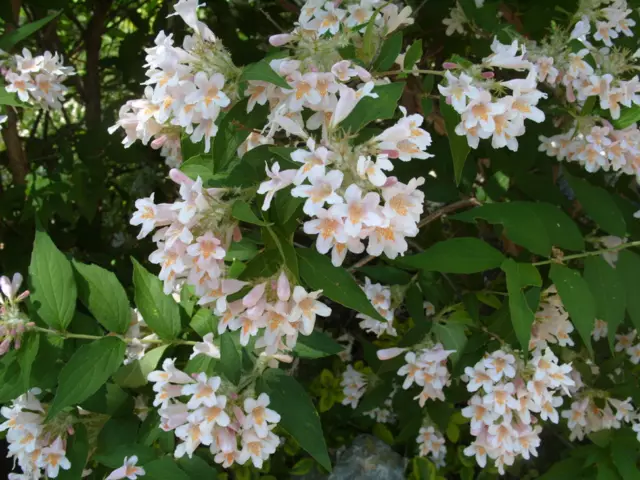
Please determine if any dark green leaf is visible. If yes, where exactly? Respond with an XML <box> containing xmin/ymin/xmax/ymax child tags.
<box><xmin>373</xmin><ymin>31</ymin><xmax>403</xmax><ymax>71</ymax></box>
<box><xmin>132</xmin><ymin>258</ymin><xmax>181</xmax><ymax>340</ymax></box>
<box><xmin>18</xmin><ymin>332</ymin><xmax>39</xmax><ymax>391</ymax></box>
<box><xmin>240</xmin><ymin>60</ymin><xmax>290</xmax><ymax>89</ymax></box>
<box><xmin>73</xmin><ymin>261</ymin><xmax>131</xmax><ymax>334</ymax></box>
<box><xmin>613</xmin><ymin>106</ymin><xmax>640</xmax><ymax>130</ymax></box>
<box><xmin>403</xmin><ymin>39</ymin><xmax>423</xmax><ymax>70</ymax></box>
<box><xmin>113</xmin><ymin>345</ymin><xmax>168</xmax><ymax>388</ymax></box>
<box><xmin>565</xmin><ymin>173</ymin><xmax>626</xmax><ymax>236</ymax></box>
<box><xmin>144</xmin><ymin>457</ymin><xmax>190</xmax><ymax>480</ymax></box>
<box><xmin>584</xmin><ymin>256</ymin><xmax>626</xmax><ymax>351</ymax></box>
<box><xmin>297</xmin><ymin>248</ymin><xmax>386</xmax><ymax>322</ymax></box>
<box><xmin>238</xmin><ymin>248</ymin><xmax>282</xmax><ymax>281</ymax></box>
<box><xmin>47</xmin><ymin>337</ymin><xmax>126</xmax><ymax>419</ymax></box>
<box><xmin>395</xmin><ymin>238</ymin><xmax>504</xmax><ymax>273</ymax></box>
<box><xmin>28</xmin><ymin>229</ymin><xmax>77</xmax><ymax>330</ymax></box>
<box><xmin>178</xmin><ymin>456</ymin><xmax>218</xmax><ymax>480</ymax></box>
<box><xmin>432</xmin><ymin>322</ymin><xmax>467</xmax><ymax>365</ymax></box>
<box><xmin>440</xmin><ymin>98</ymin><xmax>470</xmax><ymax>185</ymax></box>
<box><xmin>0</xmin><ymin>11</ymin><xmax>61</xmax><ymax>50</ymax></box>
<box><xmin>58</xmin><ymin>424</ymin><xmax>88</xmax><ymax>480</ymax></box>
<box><xmin>232</xmin><ymin>200</ymin><xmax>271</xmax><ymax>226</ymax></box>
<box><xmin>180</xmin><ymin>155</ymin><xmax>213</xmax><ymax>181</ymax></box>
<box><xmin>218</xmin><ymin>333</ymin><xmax>241</xmax><ymax>384</ymax></box>
<box><xmin>617</xmin><ymin>251</ymin><xmax>640</xmax><ymax>333</ymax></box>
<box><xmin>357</xmin><ymin>265</ymin><xmax>413</xmax><ymax>285</ymax></box>
<box><xmin>94</xmin><ymin>444</ymin><xmax>157</xmax><ymax>468</ymax></box>
<box><xmin>501</xmin><ymin>259</ymin><xmax>542</xmax><ymax>351</ymax></box>
<box><xmin>549</xmin><ymin>264</ymin><xmax>596</xmax><ymax>355</ymax></box>
<box><xmin>294</xmin><ymin>330</ymin><xmax>343</xmax><ymax>358</ymax></box>
<box><xmin>341</xmin><ymin>82</ymin><xmax>405</xmax><ymax>132</ymax></box>
<box><xmin>611</xmin><ymin>429</ymin><xmax>640</xmax><ymax>480</ymax></box>
<box><xmin>257</xmin><ymin>369</ymin><xmax>331</xmax><ymax>471</ymax></box>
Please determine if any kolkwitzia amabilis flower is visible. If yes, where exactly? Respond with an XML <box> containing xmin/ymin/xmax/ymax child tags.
<box><xmin>341</xmin><ymin>364</ymin><xmax>368</xmax><ymax>408</ymax></box>
<box><xmin>106</xmin><ymin>456</ymin><xmax>146</xmax><ymax>480</ymax></box>
<box><xmin>0</xmin><ymin>273</ymin><xmax>31</xmax><ymax>356</ymax></box>
<box><xmin>417</xmin><ymin>425</ymin><xmax>447</xmax><ymax>468</ymax></box>
<box><xmin>356</xmin><ymin>277</ymin><xmax>397</xmax><ymax>337</ymax></box>
<box><xmin>462</xmin><ymin>348</ymin><xmax>574</xmax><ymax>474</ymax></box>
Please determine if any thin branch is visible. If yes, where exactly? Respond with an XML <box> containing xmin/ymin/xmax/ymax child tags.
<box><xmin>532</xmin><ymin>240</ymin><xmax>640</xmax><ymax>266</ymax></box>
<box><xmin>348</xmin><ymin>198</ymin><xmax>481</xmax><ymax>272</ymax></box>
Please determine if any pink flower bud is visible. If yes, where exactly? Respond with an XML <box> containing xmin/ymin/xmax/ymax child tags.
<box><xmin>243</xmin><ymin>283</ymin><xmax>266</xmax><ymax>308</ymax></box>
<box><xmin>233</xmin><ymin>226</ymin><xmax>242</xmax><ymax>242</ymax></box>
<box><xmin>0</xmin><ymin>338</ymin><xmax>12</xmax><ymax>355</ymax></box>
<box><xmin>443</xmin><ymin>62</ymin><xmax>458</xmax><ymax>69</ymax></box>
<box><xmin>269</xmin><ymin>34</ymin><xmax>294</xmax><ymax>47</ymax></box>
<box><xmin>0</xmin><ymin>276</ymin><xmax>13</xmax><ymax>299</ymax></box>
<box><xmin>376</xmin><ymin>347</ymin><xmax>407</xmax><ymax>361</ymax></box>
<box><xmin>481</xmin><ymin>71</ymin><xmax>495</xmax><ymax>79</ymax></box>
<box><xmin>354</xmin><ymin>65</ymin><xmax>372</xmax><ymax>82</ymax></box>
<box><xmin>16</xmin><ymin>290</ymin><xmax>30</xmax><ymax>302</ymax></box>
<box><xmin>168</xmin><ymin>168</ymin><xmax>192</xmax><ymax>186</ymax></box>
<box><xmin>276</xmin><ymin>272</ymin><xmax>291</xmax><ymax>301</ymax></box>
<box><xmin>273</xmin><ymin>353</ymin><xmax>293</xmax><ymax>363</ymax></box>
<box><xmin>380</xmin><ymin>149</ymin><xmax>399</xmax><ymax>159</ymax></box>
<box><xmin>383</xmin><ymin>176</ymin><xmax>398</xmax><ymax>188</ymax></box>
<box><xmin>151</xmin><ymin>135</ymin><xmax>167</xmax><ymax>149</ymax></box>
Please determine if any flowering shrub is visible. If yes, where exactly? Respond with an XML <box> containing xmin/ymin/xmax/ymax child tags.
<box><xmin>2</xmin><ymin>0</ymin><xmax>640</xmax><ymax>478</ymax></box>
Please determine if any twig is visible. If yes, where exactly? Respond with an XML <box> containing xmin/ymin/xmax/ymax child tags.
<box><xmin>260</xmin><ymin>8</ymin><xmax>285</xmax><ymax>33</ymax></box>
<box><xmin>30</xmin><ymin>326</ymin><xmax>198</xmax><ymax>346</ymax></box>
<box><xmin>348</xmin><ymin>198</ymin><xmax>480</xmax><ymax>272</ymax></box>
<box><xmin>532</xmin><ymin>239</ymin><xmax>640</xmax><ymax>266</ymax></box>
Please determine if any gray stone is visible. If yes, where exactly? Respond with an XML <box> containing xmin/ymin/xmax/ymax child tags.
<box><xmin>327</xmin><ymin>434</ymin><xmax>406</xmax><ymax>480</ymax></box>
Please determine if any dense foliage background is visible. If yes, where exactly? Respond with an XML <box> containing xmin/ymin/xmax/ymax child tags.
<box><xmin>2</xmin><ymin>0</ymin><xmax>640</xmax><ymax>479</ymax></box>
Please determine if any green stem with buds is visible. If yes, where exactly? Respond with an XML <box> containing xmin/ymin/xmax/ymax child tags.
<box><xmin>29</xmin><ymin>326</ymin><xmax>198</xmax><ymax>346</ymax></box>
<box><xmin>532</xmin><ymin>239</ymin><xmax>640</xmax><ymax>267</ymax></box>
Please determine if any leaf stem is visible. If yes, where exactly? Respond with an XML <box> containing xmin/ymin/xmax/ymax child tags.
<box><xmin>532</xmin><ymin>240</ymin><xmax>640</xmax><ymax>267</ymax></box>
<box><xmin>29</xmin><ymin>326</ymin><xmax>197</xmax><ymax>346</ymax></box>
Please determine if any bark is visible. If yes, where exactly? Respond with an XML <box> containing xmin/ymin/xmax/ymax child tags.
<box><xmin>2</xmin><ymin>0</ymin><xmax>28</xmax><ymax>185</ymax></box>
<box><xmin>83</xmin><ymin>0</ymin><xmax>113</xmax><ymax>129</ymax></box>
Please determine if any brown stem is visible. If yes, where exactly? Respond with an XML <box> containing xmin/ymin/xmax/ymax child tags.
<box><xmin>2</xmin><ymin>0</ymin><xmax>28</xmax><ymax>185</ymax></box>
<box><xmin>84</xmin><ymin>0</ymin><xmax>113</xmax><ymax>129</ymax></box>
<box><xmin>348</xmin><ymin>198</ymin><xmax>481</xmax><ymax>272</ymax></box>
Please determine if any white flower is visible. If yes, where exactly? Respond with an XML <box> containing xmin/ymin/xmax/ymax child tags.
<box><xmin>37</xmin><ymin>437</ymin><xmax>71</xmax><ymax>478</ymax></box>
<box><xmin>462</xmin><ymin>89</ymin><xmax>507</xmax><ymax>134</ymax></box>
<box><xmin>106</xmin><ymin>456</ymin><xmax>146</xmax><ymax>480</ymax></box>
<box><xmin>331</xmin><ymin>184</ymin><xmax>383</xmax><ymax>236</ymax></box>
<box><xmin>148</xmin><ymin>358</ymin><xmax>194</xmax><ymax>386</ymax></box>
<box><xmin>292</xmin><ymin>169</ymin><xmax>343</xmax><ymax>215</ymax></box>
<box><xmin>594</xmin><ymin>21</ymin><xmax>618</xmax><ymax>46</ymax></box>
<box><xmin>615</xmin><ymin>330</ymin><xmax>636</xmax><ymax>352</ymax></box>
<box><xmin>571</xmin><ymin>15</ymin><xmax>591</xmax><ymax>40</ymax></box>
<box><xmin>438</xmin><ymin>71</ymin><xmax>477</xmax><ymax>113</ymax></box>
<box><xmin>366</xmin><ymin>216</ymin><xmax>417</xmax><ymax>259</ymax></box>
<box><xmin>592</xmin><ymin>319</ymin><xmax>608</xmax><ymax>341</ymax></box>
<box><xmin>190</xmin><ymin>333</ymin><xmax>221</xmax><ymax>360</ymax></box>
<box><xmin>483</xmin><ymin>350</ymin><xmax>516</xmax><ymax>382</ymax></box>
<box><xmin>357</xmin><ymin>155</ymin><xmax>394</xmax><ymax>187</ymax></box>
<box><xmin>244</xmin><ymin>393</ymin><xmax>281</xmax><ymax>438</ymax></box>
<box><xmin>257</xmin><ymin>162</ymin><xmax>297</xmax><ymax>211</ymax></box>
<box><xmin>290</xmin><ymin>286</ymin><xmax>331</xmax><ymax>335</ymax></box>
<box><xmin>303</xmin><ymin>207</ymin><xmax>348</xmax><ymax>254</ymax></box>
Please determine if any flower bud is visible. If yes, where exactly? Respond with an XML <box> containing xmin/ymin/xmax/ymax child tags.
<box><xmin>269</xmin><ymin>34</ymin><xmax>293</xmax><ymax>47</ymax></box>
<box><xmin>376</xmin><ymin>347</ymin><xmax>407</xmax><ymax>361</ymax></box>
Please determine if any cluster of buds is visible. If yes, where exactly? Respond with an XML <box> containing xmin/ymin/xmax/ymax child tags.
<box><xmin>0</xmin><ymin>273</ymin><xmax>30</xmax><ymax>356</ymax></box>
<box><xmin>148</xmin><ymin>358</ymin><xmax>281</xmax><ymax>468</ymax></box>
<box><xmin>416</xmin><ymin>425</ymin><xmax>447</xmax><ymax>468</ymax></box>
<box><xmin>1</xmin><ymin>48</ymin><xmax>74</xmax><ymax>111</ymax></box>
<box><xmin>356</xmin><ymin>277</ymin><xmax>397</xmax><ymax>337</ymax></box>
<box><xmin>539</xmin><ymin>121</ymin><xmax>640</xmax><ymax>179</ymax></box>
<box><xmin>1</xmin><ymin>389</ymin><xmax>73</xmax><ymax>478</ymax></box>
<box><xmin>438</xmin><ymin>38</ymin><xmax>547</xmax><ymax>152</ymax></box>
<box><xmin>462</xmin><ymin>348</ymin><xmax>574</xmax><ymax>474</ymax></box>
<box><xmin>377</xmin><ymin>343</ymin><xmax>454</xmax><ymax>407</ymax></box>
<box><xmin>529</xmin><ymin>286</ymin><xmax>575</xmax><ymax>351</ymax></box>
<box><xmin>562</xmin><ymin>394</ymin><xmax>636</xmax><ymax>441</ymax></box>
<box><xmin>109</xmin><ymin>0</ymin><xmax>238</xmax><ymax>166</ymax></box>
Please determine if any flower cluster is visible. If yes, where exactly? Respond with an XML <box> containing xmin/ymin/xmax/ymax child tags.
<box><xmin>109</xmin><ymin>0</ymin><xmax>237</xmax><ymax>166</ymax></box>
<box><xmin>439</xmin><ymin>39</ymin><xmax>547</xmax><ymax>152</ymax></box>
<box><xmin>1</xmin><ymin>48</ymin><xmax>74</xmax><ymax>111</ymax></box>
<box><xmin>529</xmin><ymin>286</ymin><xmax>575</xmax><ymax>351</ymax></box>
<box><xmin>124</xmin><ymin>308</ymin><xmax>159</xmax><ymax>365</ymax></box>
<box><xmin>562</xmin><ymin>394</ymin><xmax>636</xmax><ymax>441</ymax></box>
<box><xmin>462</xmin><ymin>348</ymin><xmax>574</xmax><ymax>474</ymax></box>
<box><xmin>1</xmin><ymin>389</ymin><xmax>73</xmax><ymax>478</ymax></box>
<box><xmin>148</xmin><ymin>358</ymin><xmax>281</xmax><ymax>468</ymax></box>
<box><xmin>378</xmin><ymin>343</ymin><xmax>454</xmax><ymax>407</ymax></box>
<box><xmin>416</xmin><ymin>425</ymin><xmax>447</xmax><ymax>468</ymax></box>
<box><xmin>539</xmin><ymin>121</ymin><xmax>640</xmax><ymax>179</ymax></box>
<box><xmin>356</xmin><ymin>277</ymin><xmax>397</xmax><ymax>337</ymax></box>
<box><xmin>0</xmin><ymin>273</ymin><xmax>30</xmax><ymax>356</ymax></box>
<box><xmin>341</xmin><ymin>364</ymin><xmax>368</xmax><ymax>408</ymax></box>
<box><xmin>615</xmin><ymin>330</ymin><xmax>640</xmax><ymax>364</ymax></box>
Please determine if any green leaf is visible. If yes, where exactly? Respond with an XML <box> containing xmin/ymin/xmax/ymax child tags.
<box><xmin>132</xmin><ymin>258</ymin><xmax>181</xmax><ymax>340</ymax></box>
<box><xmin>178</xmin><ymin>456</ymin><xmax>218</xmax><ymax>480</ymax></box>
<box><xmin>613</xmin><ymin>105</ymin><xmax>640</xmax><ymax>130</ymax></box>
<box><xmin>294</xmin><ymin>330</ymin><xmax>343</xmax><ymax>358</ymax></box>
<box><xmin>213</xmin><ymin>100</ymin><xmax>268</xmax><ymax>173</ymax></box>
<box><xmin>18</xmin><ymin>332</ymin><xmax>40</xmax><ymax>391</ymax></box>
<box><xmin>549</xmin><ymin>264</ymin><xmax>596</xmax><ymax>355</ymax></box>
<box><xmin>257</xmin><ymin>369</ymin><xmax>331</xmax><ymax>472</ymax></box>
<box><xmin>501</xmin><ymin>259</ymin><xmax>542</xmax><ymax>351</ymax></box>
<box><xmin>617</xmin><ymin>251</ymin><xmax>640</xmax><ymax>333</ymax></box>
<box><xmin>373</xmin><ymin>31</ymin><xmax>403</xmax><ymax>71</ymax></box>
<box><xmin>297</xmin><ymin>247</ymin><xmax>386</xmax><ymax>322</ymax></box>
<box><xmin>373</xmin><ymin>422</ymin><xmax>394</xmax><ymax>445</ymax></box>
<box><xmin>0</xmin><ymin>85</ymin><xmax>26</xmax><ymax>107</ymax></box>
<box><xmin>28</xmin><ymin>229</ymin><xmax>77</xmax><ymax>330</ymax></box>
<box><xmin>395</xmin><ymin>237</ymin><xmax>504</xmax><ymax>273</ymax></box>
<box><xmin>73</xmin><ymin>261</ymin><xmax>131</xmax><ymax>334</ymax></box>
<box><xmin>0</xmin><ymin>11</ymin><xmax>61</xmax><ymax>50</ymax></box>
<box><xmin>189</xmin><ymin>308</ymin><xmax>217</xmax><ymax>337</ymax></box>
<box><xmin>564</xmin><ymin>173</ymin><xmax>626</xmax><ymax>236</ymax></box>
<box><xmin>538</xmin><ymin>457</ymin><xmax>586</xmax><ymax>480</ymax></box>
<box><xmin>440</xmin><ymin>98</ymin><xmax>470</xmax><ymax>185</ymax></box>
<box><xmin>113</xmin><ymin>345</ymin><xmax>168</xmax><ymax>388</ymax></box>
<box><xmin>144</xmin><ymin>457</ymin><xmax>190</xmax><ymax>480</ymax></box>
<box><xmin>94</xmin><ymin>443</ymin><xmax>157</xmax><ymax>468</ymax></box>
<box><xmin>47</xmin><ymin>337</ymin><xmax>126</xmax><ymax>419</ymax></box>
<box><xmin>240</xmin><ymin>60</ymin><xmax>290</xmax><ymax>89</ymax></box>
<box><xmin>225</xmin><ymin>237</ymin><xmax>259</xmax><ymax>262</ymax></box>
<box><xmin>611</xmin><ymin>429</ymin><xmax>640</xmax><ymax>480</ymax></box>
<box><xmin>341</xmin><ymin>82</ymin><xmax>405</xmax><ymax>133</ymax></box>
<box><xmin>432</xmin><ymin>322</ymin><xmax>467</xmax><ymax>365</ymax></box>
<box><xmin>452</xmin><ymin>201</ymin><xmax>585</xmax><ymax>256</ymax></box>
<box><xmin>403</xmin><ymin>39</ymin><xmax>423</xmax><ymax>70</ymax></box>
<box><xmin>232</xmin><ymin>199</ymin><xmax>271</xmax><ymax>226</ymax></box>
<box><xmin>180</xmin><ymin>155</ymin><xmax>213</xmax><ymax>181</ymax></box>
<box><xmin>357</xmin><ymin>265</ymin><xmax>413</xmax><ymax>285</ymax></box>
<box><xmin>358</xmin><ymin>376</ymin><xmax>394</xmax><ymax>413</ymax></box>
<box><xmin>218</xmin><ymin>333</ymin><xmax>241</xmax><ymax>384</ymax></box>
<box><xmin>584</xmin><ymin>256</ymin><xmax>626</xmax><ymax>351</ymax></box>
<box><xmin>57</xmin><ymin>424</ymin><xmax>88</xmax><ymax>480</ymax></box>
<box><xmin>238</xmin><ymin>248</ymin><xmax>282</xmax><ymax>281</ymax></box>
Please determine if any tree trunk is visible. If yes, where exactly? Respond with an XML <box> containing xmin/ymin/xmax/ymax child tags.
<box><xmin>84</xmin><ymin>0</ymin><xmax>113</xmax><ymax>129</ymax></box>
